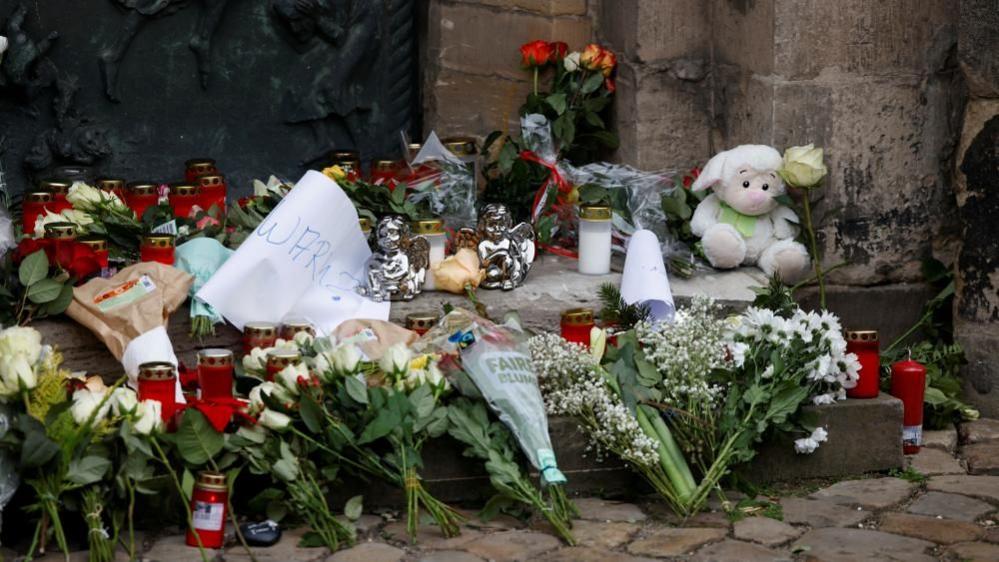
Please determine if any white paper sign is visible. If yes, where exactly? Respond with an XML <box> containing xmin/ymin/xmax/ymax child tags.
<box><xmin>196</xmin><ymin>171</ymin><xmax>389</xmax><ymax>334</ymax></box>
<box><xmin>620</xmin><ymin>229</ymin><xmax>675</xmax><ymax>323</ymax></box>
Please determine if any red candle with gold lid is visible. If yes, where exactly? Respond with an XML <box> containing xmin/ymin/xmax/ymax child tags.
<box><xmin>243</xmin><ymin>321</ymin><xmax>278</xmax><ymax>354</ymax></box>
<box><xmin>185</xmin><ymin>157</ymin><xmax>218</xmax><ymax>183</ymax></box>
<box><xmin>405</xmin><ymin>312</ymin><xmax>440</xmax><ymax>336</ymax></box>
<box><xmin>561</xmin><ymin>308</ymin><xmax>596</xmax><ymax>348</ymax></box>
<box><xmin>197</xmin><ymin>348</ymin><xmax>234</xmax><ymax>400</ymax></box>
<box><xmin>197</xmin><ymin>174</ymin><xmax>227</xmax><ymax>213</ymax></box>
<box><xmin>137</xmin><ymin>361</ymin><xmax>177</xmax><ymax>422</ymax></box>
<box><xmin>331</xmin><ymin>150</ymin><xmax>362</xmax><ymax>181</ymax></box>
<box><xmin>266</xmin><ymin>349</ymin><xmax>301</xmax><ymax>382</ymax></box>
<box><xmin>140</xmin><ymin>234</ymin><xmax>176</xmax><ymax>265</ymax></box>
<box><xmin>371</xmin><ymin>159</ymin><xmax>402</xmax><ymax>188</ymax></box>
<box><xmin>126</xmin><ymin>181</ymin><xmax>160</xmax><ymax>219</ymax></box>
<box><xmin>39</xmin><ymin>179</ymin><xmax>74</xmax><ymax>214</ymax></box>
<box><xmin>44</xmin><ymin>221</ymin><xmax>78</xmax><ymax>258</ymax></box>
<box><xmin>78</xmin><ymin>236</ymin><xmax>110</xmax><ymax>276</ymax></box>
<box><xmin>169</xmin><ymin>183</ymin><xmax>200</xmax><ymax>219</ymax></box>
<box><xmin>279</xmin><ymin>320</ymin><xmax>315</xmax><ymax>341</ymax></box>
<box><xmin>96</xmin><ymin>178</ymin><xmax>126</xmax><ymax>197</ymax></box>
<box><xmin>186</xmin><ymin>470</ymin><xmax>228</xmax><ymax>548</ymax></box>
<box><xmin>845</xmin><ymin>330</ymin><xmax>880</xmax><ymax>399</ymax></box>
<box><xmin>22</xmin><ymin>191</ymin><xmax>54</xmax><ymax>235</ymax></box>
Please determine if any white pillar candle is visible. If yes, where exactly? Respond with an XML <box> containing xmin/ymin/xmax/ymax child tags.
<box><xmin>413</xmin><ymin>218</ymin><xmax>447</xmax><ymax>290</ymax></box>
<box><xmin>578</xmin><ymin>205</ymin><xmax>612</xmax><ymax>275</ymax></box>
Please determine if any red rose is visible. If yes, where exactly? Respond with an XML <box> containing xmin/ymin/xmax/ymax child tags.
<box><xmin>54</xmin><ymin>241</ymin><xmax>100</xmax><ymax>280</ymax></box>
<box><xmin>549</xmin><ymin>41</ymin><xmax>569</xmax><ymax>60</ymax></box>
<box><xmin>604</xmin><ymin>77</ymin><xmax>616</xmax><ymax>93</ymax></box>
<box><xmin>520</xmin><ymin>40</ymin><xmax>553</xmax><ymax>67</ymax></box>
<box><xmin>682</xmin><ymin>175</ymin><xmax>693</xmax><ymax>189</ymax></box>
<box><xmin>15</xmin><ymin>238</ymin><xmax>52</xmax><ymax>263</ymax></box>
<box><xmin>690</xmin><ymin>166</ymin><xmax>701</xmax><ymax>179</ymax></box>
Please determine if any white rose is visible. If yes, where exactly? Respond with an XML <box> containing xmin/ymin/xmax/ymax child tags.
<box><xmin>779</xmin><ymin>144</ymin><xmax>828</xmax><ymax>188</ymax></box>
<box><xmin>111</xmin><ymin>387</ymin><xmax>138</xmax><ymax>416</ymax></box>
<box><xmin>292</xmin><ymin>331</ymin><xmax>314</xmax><ymax>347</ymax></box>
<box><xmin>331</xmin><ymin>345</ymin><xmax>362</xmax><ymax>375</ymax></box>
<box><xmin>311</xmin><ymin>352</ymin><xmax>332</xmax><ymax>381</ymax></box>
<box><xmin>33</xmin><ymin>210</ymin><xmax>66</xmax><ymax>239</ymax></box>
<box><xmin>564</xmin><ymin>51</ymin><xmax>581</xmax><ymax>72</ymax></box>
<box><xmin>276</xmin><ymin>363</ymin><xmax>308</xmax><ymax>395</ymax></box>
<box><xmin>0</xmin><ymin>326</ymin><xmax>43</xmax><ymax>364</ymax></box>
<box><xmin>60</xmin><ymin>209</ymin><xmax>94</xmax><ymax>229</ymax></box>
<box><xmin>589</xmin><ymin>327</ymin><xmax>607</xmax><ymax>361</ymax></box>
<box><xmin>259</xmin><ymin>409</ymin><xmax>291</xmax><ymax>431</ymax></box>
<box><xmin>133</xmin><ymin>400</ymin><xmax>163</xmax><ymax>435</ymax></box>
<box><xmin>426</xmin><ymin>363</ymin><xmax>443</xmax><ymax>388</ymax></box>
<box><xmin>242</xmin><ymin>346</ymin><xmax>272</xmax><ymax>373</ymax></box>
<box><xmin>67</xmin><ymin>182</ymin><xmax>125</xmax><ymax>212</ymax></box>
<box><xmin>379</xmin><ymin>344</ymin><xmax>412</xmax><ymax>376</ymax></box>
<box><xmin>0</xmin><ymin>36</ymin><xmax>8</xmax><ymax>56</ymax></box>
<box><xmin>0</xmin><ymin>355</ymin><xmax>35</xmax><ymax>396</ymax></box>
<box><xmin>71</xmin><ymin>388</ymin><xmax>111</xmax><ymax>425</ymax></box>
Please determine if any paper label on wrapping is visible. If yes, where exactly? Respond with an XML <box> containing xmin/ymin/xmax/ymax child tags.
<box><xmin>94</xmin><ymin>275</ymin><xmax>157</xmax><ymax>312</ymax></box>
<box><xmin>152</xmin><ymin>220</ymin><xmax>178</xmax><ymax>235</ymax></box>
<box><xmin>537</xmin><ymin>448</ymin><xmax>566</xmax><ymax>485</ymax></box>
<box><xmin>191</xmin><ymin>500</ymin><xmax>225</xmax><ymax>531</ymax></box>
<box><xmin>903</xmin><ymin>425</ymin><xmax>922</xmax><ymax>447</ymax></box>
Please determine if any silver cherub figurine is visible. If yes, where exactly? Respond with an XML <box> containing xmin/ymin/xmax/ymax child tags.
<box><xmin>458</xmin><ymin>203</ymin><xmax>536</xmax><ymax>290</ymax></box>
<box><xmin>358</xmin><ymin>216</ymin><xmax>430</xmax><ymax>302</ymax></box>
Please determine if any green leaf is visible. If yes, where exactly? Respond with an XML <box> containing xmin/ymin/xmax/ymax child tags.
<box><xmin>578</xmin><ymin>184</ymin><xmax>609</xmax><ymax>204</ymax></box>
<box><xmin>775</xmin><ymin>194</ymin><xmax>794</xmax><ymax>207</ymax></box>
<box><xmin>41</xmin><ymin>283</ymin><xmax>75</xmax><ymax>315</ymax></box>
<box><xmin>408</xmin><ymin>384</ymin><xmax>435</xmax><ymax>419</ymax></box>
<box><xmin>299</xmin><ymin>392</ymin><xmax>323</xmax><ymax>433</ymax></box>
<box><xmin>18</xmin><ymin>250</ymin><xmax>49</xmax><ymax>287</ymax></box>
<box><xmin>182</xmin><ymin>468</ymin><xmax>195</xmax><ymax>501</ymax></box>
<box><xmin>345</xmin><ymin>375</ymin><xmax>369</xmax><ymax>405</ymax></box>
<box><xmin>67</xmin><ymin>455</ymin><xmax>112</xmax><ymax>485</ymax></box>
<box><xmin>583</xmin><ymin>96</ymin><xmax>610</xmax><ymax>112</ymax></box>
<box><xmin>584</xmin><ymin>111</ymin><xmax>605</xmax><ymax>128</ymax></box>
<box><xmin>344</xmin><ymin>495</ymin><xmax>363</xmax><ymax>520</ymax></box>
<box><xmin>298</xmin><ymin>531</ymin><xmax>326</xmax><ymax>548</ymax></box>
<box><xmin>26</xmin><ymin>278</ymin><xmax>63</xmax><ymax>304</ymax></box>
<box><xmin>175</xmin><ymin>410</ymin><xmax>225</xmax><ymax>465</ymax></box>
<box><xmin>20</xmin><ymin>429</ymin><xmax>60</xmax><ymax>468</ymax></box>
<box><xmin>357</xmin><ymin>407</ymin><xmax>402</xmax><ymax>445</ymax></box>
<box><xmin>545</xmin><ymin>93</ymin><xmax>567</xmax><ymax>115</ymax></box>
<box><xmin>581</xmin><ymin>72</ymin><xmax>605</xmax><ymax>94</ymax></box>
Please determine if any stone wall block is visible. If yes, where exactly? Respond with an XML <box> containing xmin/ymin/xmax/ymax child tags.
<box><xmin>425</xmin><ymin>68</ymin><xmax>531</xmax><ymax>137</ymax></box>
<box><xmin>959</xmin><ymin>0</ymin><xmax>999</xmax><ymax>97</ymax></box>
<box><xmin>711</xmin><ymin>0</ymin><xmax>776</xmax><ymax>75</ymax></box>
<box><xmin>601</xmin><ymin>0</ymin><xmax>710</xmax><ymax>63</ymax></box>
<box><xmin>451</xmin><ymin>0</ymin><xmax>589</xmax><ymax>17</ymax></box>
<box><xmin>958</xmin><ymin>323</ymin><xmax>999</xmax><ymax>418</ymax></box>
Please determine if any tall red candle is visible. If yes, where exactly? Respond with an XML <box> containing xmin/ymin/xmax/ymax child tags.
<box><xmin>140</xmin><ymin>234</ymin><xmax>176</xmax><ymax>265</ymax></box>
<box><xmin>185</xmin><ymin>157</ymin><xmax>218</xmax><ymax>184</ymax></box>
<box><xmin>43</xmin><ymin>222</ymin><xmax>78</xmax><ymax>259</ymax></box>
<box><xmin>242</xmin><ymin>322</ymin><xmax>278</xmax><ymax>354</ymax></box>
<box><xmin>169</xmin><ymin>183</ymin><xmax>200</xmax><ymax>219</ymax></box>
<box><xmin>22</xmin><ymin>191</ymin><xmax>54</xmax><ymax>235</ymax></box>
<box><xmin>78</xmin><ymin>236</ymin><xmax>110</xmax><ymax>278</ymax></box>
<box><xmin>186</xmin><ymin>471</ymin><xmax>228</xmax><ymax>549</ymax></box>
<box><xmin>279</xmin><ymin>320</ymin><xmax>315</xmax><ymax>341</ymax></box>
<box><xmin>266</xmin><ymin>349</ymin><xmax>301</xmax><ymax>382</ymax></box>
<box><xmin>126</xmin><ymin>182</ymin><xmax>160</xmax><ymax>219</ymax></box>
<box><xmin>561</xmin><ymin>308</ymin><xmax>596</xmax><ymax>348</ymax></box>
<box><xmin>96</xmin><ymin>178</ymin><xmax>126</xmax><ymax>198</ymax></box>
<box><xmin>845</xmin><ymin>330</ymin><xmax>880</xmax><ymax>399</ymax></box>
<box><xmin>371</xmin><ymin>159</ymin><xmax>402</xmax><ymax>189</ymax></box>
<box><xmin>137</xmin><ymin>362</ymin><xmax>177</xmax><ymax>422</ymax></box>
<box><xmin>891</xmin><ymin>358</ymin><xmax>927</xmax><ymax>454</ymax></box>
<box><xmin>39</xmin><ymin>179</ymin><xmax>74</xmax><ymax>214</ymax></box>
<box><xmin>197</xmin><ymin>175</ymin><xmax>227</xmax><ymax>213</ymax></box>
<box><xmin>197</xmin><ymin>349</ymin><xmax>234</xmax><ymax>400</ymax></box>
<box><xmin>331</xmin><ymin>150</ymin><xmax>362</xmax><ymax>181</ymax></box>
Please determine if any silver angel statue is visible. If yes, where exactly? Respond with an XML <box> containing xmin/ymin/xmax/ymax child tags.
<box><xmin>358</xmin><ymin>216</ymin><xmax>429</xmax><ymax>302</ymax></box>
<box><xmin>459</xmin><ymin>203</ymin><xmax>535</xmax><ymax>290</ymax></box>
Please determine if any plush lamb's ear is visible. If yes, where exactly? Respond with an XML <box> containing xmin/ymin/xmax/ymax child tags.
<box><xmin>691</xmin><ymin>150</ymin><xmax>728</xmax><ymax>192</ymax></box>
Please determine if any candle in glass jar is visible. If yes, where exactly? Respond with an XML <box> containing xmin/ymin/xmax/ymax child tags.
<box><xmin>405</xmin><ymin>312</ymin><xmax>440</xmax><ymax>336</ymax></box>
<box><xmin>371</xmin><ymin>159</ymin><xmax>401</xmax><ymax>188</ymax></box>
<box><xmin>140</xmin><ymin>234</ymin><xmax>176</xmax><ymax>265</ymax></box>
<box><xmin>44</xmin><ymin>222</ymin><xmax>78</xmax><ymax>258</ymax></box>
<box><xmin>266</xmin><ymin>349</ymin><xmax>301</xmax><ymax>382</ymax></box>
<box><xmin>891</xmin><ymin>359</ymin><xmax>927</xmax><ymax>454</ymax></box>
<box><xmin>197</xmin><ymin>175</ymin><xmax>227</xmax><ymax>213</ymax></box>
<box><xmin>845</xmin><ymin>330</ymin><xmax>880</xmax><ymax>399</ymax></box>
<box><xmin>186</xmin><ymin>471</ymin><xmax>228</xmax><ymax>549</ymax></box>
<box><xmin>412</xmin><ymin>219</ymin><xmax>446</xmax><ymax>290</ymax></box>
<box><xmin>442</xmin><ymin>137</ymin><xmax>479</xmax><ymax>191</ymax></box>
<box><xmin>126</xmin><ymin>181</ymin><xmax>160</xmax><ymax>219</ymax></box>
<box><xmin>22</xmin><ymin>191</ymin><xmax>54</xmax><ymax>235</ymax></box>
<box><xmin>137</xmin><ymin>361</ymin><xmax>177</xmax><ymax>421</ymax></box>
<box><xmin>169</xmin><ymin>183</ymin><xmax>200</xmax><ymax>219</ymax></box>
<box><xmin>561</xmin><ymin>308</ymin><xmax>596</xmax><ymax>348</ymax></box>
<box><xmin>96</xmin><ymin>178</ymin><xmax>126</xmax><ymax>198</ymax></box>
<box><xmin>243</xmin><ymin>322</ymin><xmax>278</xmax><ymax>354</ymax></box>
<box><xmin>280</xmin><ymin>320</ymin><xmax>315</xmax><ymax>341</ymax></box>
<box><xmin>78</xmin><ymin>236</ymin><xmax>110</xmax><ymax>277</ymax></box>
<box><xmin>407</xmin><ymin>143</ymin><xmax>422</xmax><ymax>162</ymax></box>
<box><xmin>39</xmin><ymin>179</ymin><xmax>74</xmax><ymax>214</ymax></box>
<box><xmin>331</xmin><ymin>150</ymin><xmax>362</xmax><ymax>181</ymax></box>
<box><xmin>197</xmin><ymin>348</ymin><xmax>234</xmax><ymax>400</ymax></box>
<box><xmin>185</xmin><ymin>157</ymin><xmax>218</xmax><ymax>183</ymax></box>
<box><xmin>578</xmin><ymin>205</ymin><xmax>612</xmax><ymax>275</ymax></box>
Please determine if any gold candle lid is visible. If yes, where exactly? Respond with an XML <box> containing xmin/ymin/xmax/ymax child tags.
<box><xmin>359</xmin><ymin>217</ymin><xmax>372</xmax><ymax>233</ymax></box>
<box><xmin>373</xmin><ymin>159</ymin><xmax>399</xmax><ymax>172</ymax></box>
<box><xmin>405</xmin><ymin>312</ymin><xmax>440</xmax><ymax>332</ymax></box>
<box><xmin>137</xmin><ymin>361</ymin><xmax>176</xmax><ymax>381</ymax></box>
<box><xmin>197</xmin><ymin>348</ymin><xmax>234</xmax><ymax>367</ymax></box>
<box><xmin>39</xmin><ymin>179</ymin><xmax>72</xmax><ymax>193</ymax></box>
<box><xmin>561</xmin><ymin>307</ymin><xmax>595</xmax><ymax>326</ymax></box>
<box><xmin>845</xmin><ymin>330</ymin><xmax>879</xmax><ymax>343</ymax></box>
<box><xmin>407</xmin><ymin>143</ymin><xmax>422</xmax><ymax>156</ymax></box>
<box><xmin>411</xmin><ymin>218</ymin><xmax>445</xmax><ymax>235</ymax></box>
<box><xmin>280</xmin><ymin>320</ymin><xmax>315</xmax><ymax>338</ymax></box>
<box><xmin>442</xmin><ymin>136</ymin><xmax>478</xmax><ymax>156</ymax></box>
<box><xmin>43</xmin><ymin>222</ymin><xmax>77</xmax><ymax>240</ymax></box>
<box><xmin>26</xmin><ymin>191</ymin><xmax>54</xmax><ymax>203</ymax></box>
<box><xmin>96</xmin><ymin>178</ymin><xmax>125</xmax><ymax>192</ymax></box>
<box><xmin>332</xmin><ymin>150</ymin><xmax>360</xmax><ymax>161</ymax></box>
<box><xmin>127</xmin><ymin>181</ymin><xmax>159</xmax><ymax>195</ymax></box>
<box><xmin>244</xmin><ymin>322</ymin><xmax>278</xmax><ymax>337</ymax></box>
<box><xmin>170</xmin><ymin>183</ymin><xmax>198</xmax><ymax>196</ymax></box>
<box><xmin>185</xmin><ymin>157</ymin><xmax>216</xmax><ymax>168</ymax></box>
<box><xmin>142</xmin><ymin>234</ymin><xmax>176</xmax><ymax>248</ymax></box>
<box><xmin>198</xmin><ymin>175</ymin><xmax>225</xmax><ymax>188</ymax></box>
<box><xmin>579</xmin><ymin>205</ymin><xmax>612</xmax><ymax>221</ymax></box>
<box><xmin>266</xmin><ymin>349</ymin><xmax>301</xmax><ymax>369</ymax></box>
<box><xmin>78</xmin><ymin>236</ymin><xmax>108</xmax><ymax>252</ymax></box>
<box><xmin>195</xmin><ymin>470</ymin><xmax>227</xmax><ymax>491</ymax></box>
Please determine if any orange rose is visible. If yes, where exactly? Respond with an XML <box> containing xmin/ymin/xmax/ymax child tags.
<box><xmin>579</xmin><ymin>43</ymin><xmax>604</xmax><ymax>71</ymax></box>
<box><xmin>520</xmin><ymin>40</ymin><xmax>553</xmax><ymax>68</ymax></box>
<box><xmin>598</xmin><ymin>49</ymin><xmax>617</xmax><ymax>76</ymax></box>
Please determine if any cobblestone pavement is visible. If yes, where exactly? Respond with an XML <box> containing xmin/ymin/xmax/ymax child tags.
<box><xmin>13</xmin><ymin>419</ymin><xmax>999</xmax><ymax>562</ymax></box>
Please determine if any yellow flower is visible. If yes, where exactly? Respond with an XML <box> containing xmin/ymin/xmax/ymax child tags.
<box><xmin>433</xmin><ymin>248</ymin><xmax>485</xmax><ymax>294</ymax></box>
<box><xmin>409</xmin><ymin>354</ymin><xmax>430</xmax><ymax>372</ymax></box>
<box><xmin>779</xmin><ymin>144</ymin><xmax>828</xmax><ymax>188</ymax></box>
<box><xmin>323</xmin><ymin>165</ymin><xmax>347</xmax><ymax>182</ymax></box>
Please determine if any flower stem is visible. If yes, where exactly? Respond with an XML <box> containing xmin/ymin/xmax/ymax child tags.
<box><xmin>801</xmin><ymin>190</ymin><xmax>826</xmax><ymax>308</ymax></box>
<box><xmin>533</xmin><ymin>68</ymin><xmax>539</xmax><ymax>96</ymax></box>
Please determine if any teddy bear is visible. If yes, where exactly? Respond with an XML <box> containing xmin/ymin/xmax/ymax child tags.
<box><xmin>690</xmin><ymin>144</ymin><xmax>810</xmax><ymax>282</ymax></box>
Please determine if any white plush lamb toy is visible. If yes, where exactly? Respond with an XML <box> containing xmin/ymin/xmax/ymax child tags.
<box><xmin>690</xmin><ymin>144</ymin><xmax>810</xmax><ymax>281</ymax></box>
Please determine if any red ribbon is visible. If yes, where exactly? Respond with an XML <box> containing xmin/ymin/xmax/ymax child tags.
<box><xmin>520</xmin><ymin>150</ymin><xmax>579</xmax><ymax>260</ymax></box>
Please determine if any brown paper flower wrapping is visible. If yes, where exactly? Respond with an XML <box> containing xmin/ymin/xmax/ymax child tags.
<box><xmin>432</xmin><ymin>248</ymin><xmax>485</xmax><ymax>294</ymax></box>
<box><xmin>66</xmin><ymin>262</ymin><xmax>193</xmax><ymax>360</ymax></box>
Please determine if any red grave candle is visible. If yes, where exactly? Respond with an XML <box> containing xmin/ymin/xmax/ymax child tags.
<box><xmin>169</xmin><ymin>183</ymin><xmax>200</xmax><ymax>219</ymax></box>
<box><xmin>137</xmin><ymin>362</ymin><xmax>177</xmax><ymax>422</ymax></box>
<box><xmin>197</xmin><ymin>175</ymin><xmax>227</xmax><ymax>213</ymax></box>
<box><xmin>96</xmin><ymin>178</ymin><xmax>126</xmax><ymax>198</ymax></box>
<box><xmin>22</xmin><ymin>191</ymin><xmax>54</xmax><ymax>235</ymax></box>
<box><xmin>126</xmin><ymin>182</ymin><xmax>160</xmax><ymax>219</ymax></box>
<box><xmin>891</xmin><ymin>358</ymin><xmax>927</xmax><ymax>454</ymax></box>
<box><xmin>185</xmin><ymin>158</ymin><xmax>218</xmax><ymax>184</ymax></box>
<box><xmin>331</xmin><ymin>150</ymin><xmax>362</xmax><ymax>181</ymax></box>
<box><xmin>845</xmin><ymin>330</ymin><xmax>880</xmax><ymax>399</ymax></box>
<box><xmin>561</xmin><ymin>308</ymin><xmax>596</xmax><ymax>348</ymax></box>
<box><xmin>186</xmin><ymin>471</ymin><xmax>228</xmax><ymax>549</ymax></box>
<box><xmin>405</xmin><ymin>312</ymin><xmax>440</xmax><ymax>336</ymax></box>
<box><xmin>43</xmin><ymin>222</ymin><xmax>78</xmax><ymax>259</ymax></box>
<box><xmin>39</xmin><ymin>179</ymin><xmax>74</xmax><ymax>214</ymax></box>
<box><xmin>371</xmin><ymin>159</ymin><xmax>402</xmax><ymax>189</ymax></box>
<box><xmin>279</xmin><ymin>320</ymin><xmax>315</xmax><ymax>341</ymax></box>
<box><xmin>243</xmin><ymin>322</ymin><xmax>278</xmax><ymax>354</ymax></box>
<box><xmin>78</xmin><ymin>236</ymin><xmax>110</xmax><ymax>277</ymax></box>
<box><xmin>197</xmin><ymin>348</ymin><xmax>234</xmax><ymax>400</ymax></box>
<box><xmin>140</xmin><ymin>234</ymin><xmax>176</xmax><ymax>265</ymax></box>
<box><xmin>266</xmin><ymin>349</ymin><xmax>301</xmax><ymax>382</ymax></box>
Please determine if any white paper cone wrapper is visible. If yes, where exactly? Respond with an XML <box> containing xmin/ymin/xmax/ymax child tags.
<box><xmin>620</xmin><ymin>229</ymin><xmax>675</xmax><ymax>323</ymax></box>
<box><xmin>121</xmin><ymin>326</ymin><xmax>185</xmax><ymax>403</ymax></box>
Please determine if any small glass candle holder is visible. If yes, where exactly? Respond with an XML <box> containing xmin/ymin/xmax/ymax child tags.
<box><xmin>371</xmin><ymin>159</ymin><xmax>402</xmax><ymax>188</ymax></box>
<box><xmin>845</xmin><ymin>330</ymin><xmax>880</xmax><ymax>399</ymax></box>
<box><xmin>280</xmin><ymin>320</ymin><xmax>315</xmax><ymax>341</ymax></box>
<box><xmin>405</xmin><ymin>312</ymin><xmax>440</xmax><ymax>336</ymax></box>
<box><xmin>126</xmin><ymin>181</ymin><xmax>160</xmax><ymax>219</ymax></box>
<box><xmin>140</xmin><ymin>234</ymin><xmax>176</xmax><ymax>265</ymax></box>
<box><xmin>137</xmin><ymin>361</ymin><xmax>177</xmax><ymax>421</ymax></box>
<box><xmin>561</xmin><ymin>308</ymin><xmax>596</xmax><ymax>348</ymax></box>
<box><xmin>186</xmin><ymin>471</ymin><xmax>228</xmax><ymax>548</ymax></box>
<box><xmin>185</xmin><ymin>157</ymin><xmax>218</xmax><ymax>183</ymax></box>
<box><xmin>44</xmin><ymin>221</ymin><xmax>78</xmax><ymax>256</ymax></box>
<box><xmin>578</xmin><ymin>205</ymin><xmax>613</xmax><ymax>275</ymax></box>
<box><xmin>442</xmin><ymin>136</ymin><xmax>479</xmax><ymax>190</ymax></box>
<box><xmin>22</xmin><ymin>191</ymin><xmax>54</xmax><ymax>235</ymax></box>
<box><xmin>331</xmin><ymin>150</ymin><xmax>362</xmax><ymax>181</ymax></box>
<box><xmin>169</xmin><ymin>183</ymin><xmax>200</xmax><ymax>219</ymax></box>
<box><xmin>39</xmin><ymin>179</ymin><xmax>74</xmax><ymax>214</ymax></box>
<box><xmin>197</xmin><ymin>348</ymin><xmax>234</xmax><ymax>400</ymax></box>
<box><xmin>197</xmin><ymin>174</ymin><xmax>227</xmax><ymax>212</ymax></box>
<box><xmin>412</xmin><ymin>218</ymin><xmax>446</xmax><ymax>290</ymax></box>
<box><xmin>266</xmin><ymin>349</ymin><xmax>301</xmax><ymax>381</ymax></box>
<box><xmin>78</xmin><ymin>236</ymin><xmax>110</xmax><ymax>277</ymax></box>
<box><xmin>96</xmin><ymin>178</ymin><xmax>126</xmax><ymax>197</ymax></box>
<box><xmin>243</xmin><ymin>321</ymin><xmax>278</xmax><ymax>354</ymax></box>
